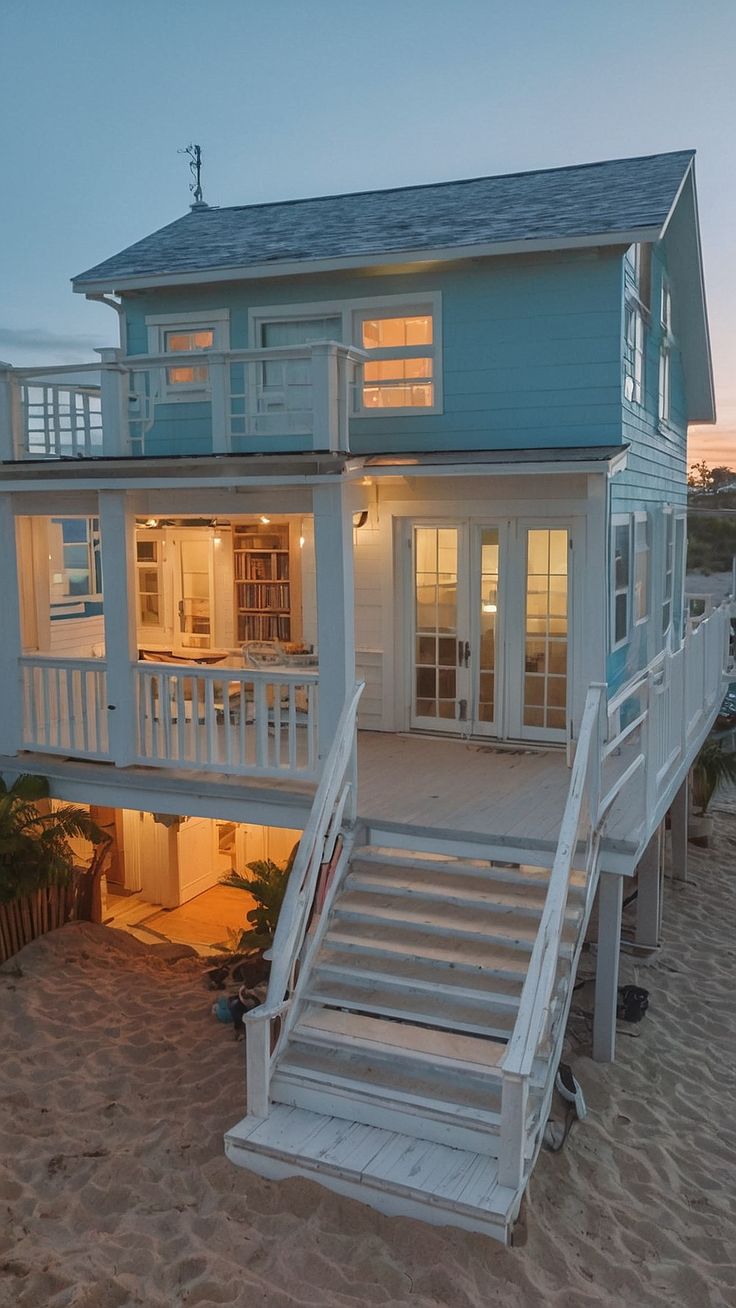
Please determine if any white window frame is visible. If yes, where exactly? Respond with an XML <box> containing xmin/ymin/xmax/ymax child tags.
<box><xmin>49</xmin><ymin>516</ymin><xmax>102</xmax><ymax>607</ymax></box>
<box><xmin>248</xmin><ymin>292</ymin><xmax>443</xmax><ymax>416</ymax></box>
<box><xmin>658</xmin><ymin>275</ymin><xmax>674</xmax><ymax>430</ymax></box>
<box><xmin>623</xmin><ymin>303</ymin><xmax>644</xmax><ymax>406</ymax></box>
<box><xmin>661</xmin><ymin>508</ymin><xmax>675</xmax><ymax>640</ymax></box>
<box><xmin>633</xmin><ymin>511</ymin><xmax>650</xmax><ymax>625</ymax></box>
<box><xmin>145</xmin><ymin>309</ymin><xmax>230</xmax><ymax>401</ymax></box>
<box><xmin>611</xmin><ymin>514</ymin><xmax>632</xmax><ymax>651</ymax></box>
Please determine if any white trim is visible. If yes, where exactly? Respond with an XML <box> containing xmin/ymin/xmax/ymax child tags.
<box><xmin>248</xmin><ymin>292</ymin><xmax>444</xmax><ymax>417</ymax></box>
<box><xmin>74</xmin><ymin>226</ymin><xmax>665</xmax><ymax>295</ymax></box>
<box><xmin>633</xmin><ymin>510</ymin><xmax>650</xmax><ymax>627</ymax></box>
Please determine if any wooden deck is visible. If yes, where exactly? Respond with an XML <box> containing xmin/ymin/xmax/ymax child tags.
<box><xmin>356</xmin><ymin>732</ymin><xmax>636</xmax><ymax>866</ymax></box>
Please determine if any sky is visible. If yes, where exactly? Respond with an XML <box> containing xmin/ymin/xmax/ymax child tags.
<box><xmin>2</xmin><ymin>0</ymin><xmax>735</xmax><ymax>465</ymax></box>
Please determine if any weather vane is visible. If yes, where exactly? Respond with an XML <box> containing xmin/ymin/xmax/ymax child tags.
<box><xmin>179</xmin><ymin>143</ymin><xmax>206</xmax><ymax>208</ymax></box>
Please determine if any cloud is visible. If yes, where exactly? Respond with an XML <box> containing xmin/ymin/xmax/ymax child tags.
<box><xmin>0</xmin><ymin>324</ymin><xmax>114</xmax><ymax>365</ymax></box>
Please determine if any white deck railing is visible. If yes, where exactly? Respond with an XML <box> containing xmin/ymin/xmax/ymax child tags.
<box><xmin>134</xmin><ymin>663</ymin><xmax>319</xmax><ymax>780</ymax></box>
<box><xmin>0</xmin><ymin>343</ymin><xmax>365</xmax><ymax>460</ymax></box>
<box><xmin>243</xmin><ymin>682</ymin><xmax>364</xmax><ymax>1118</ymax></box>
<box><xmin>20</xmin><ymin>655</ymin><xmax>109</xmax><ymax>759</ymax></box>
<box><xmin>498</xmin><ymin>600</ymin><xmax>730</xmax><ymax>1190</ymax></box>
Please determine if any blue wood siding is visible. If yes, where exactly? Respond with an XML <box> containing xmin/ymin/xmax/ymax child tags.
<box><xmin>123</xmin><ymin>252</ymin><xmax>624</xmax><ymax>457</ymax></box>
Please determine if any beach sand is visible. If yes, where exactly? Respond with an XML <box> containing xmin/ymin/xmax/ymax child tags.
<box><xmin>1</xmin><ymin>818</ymin><xmax>734</xmax><ymax>1308</ymax></box>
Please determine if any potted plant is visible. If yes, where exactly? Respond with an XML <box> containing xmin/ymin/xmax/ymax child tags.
<box><xmin>689</xmin><ymin>740</ymin><xmax>736</xmax><ymax>846</ymax></box>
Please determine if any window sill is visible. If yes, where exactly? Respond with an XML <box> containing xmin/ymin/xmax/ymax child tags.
<box><xmin>352</xmin><ymin>406</ymin><xmax>443</xmax><ymax>419</ymax></box>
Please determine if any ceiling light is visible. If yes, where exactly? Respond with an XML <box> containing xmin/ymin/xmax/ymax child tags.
<box><xmin>260</xmin><ymin>515</ymin><xmax>270</xmax><ymax>525</ymax></box>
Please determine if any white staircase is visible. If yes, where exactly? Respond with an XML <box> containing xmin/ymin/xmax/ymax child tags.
<box><xmin>226</xmin><ymin>836</ymin><xmax>588</xmax><ymax>1240</ymax></box>
<box><xmin>226</xmin><ymin>684</ymin><xmax>607</xmax><ymax>1244</ymax></box>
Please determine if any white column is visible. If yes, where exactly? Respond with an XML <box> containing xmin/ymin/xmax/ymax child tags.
<box><xmin>0</xmin><ymin>493</ymin><xmax>24</xmax><ymax>754</ymax></box>
<box><xmin>0</xmin><ymin>363</ymin><xmax>21</xmax><ymax>461</ymax></box>
<box><xmin>635</xmin><ymin>826</ymin><xmax>662</xmax><ymax>949</ymax></box>
<box><xmin>593</xmin><ymin>870</ymin><xmax>623</xmax><ymax>1062</ymax></box>
<box><xmin>97</xmin><ymin>349</ymin><xmax>128</xmax><ymax>457</ymax></box>
<box><xmin>313</xmin><ymin>481</ymin><xmax>355</xmax><ymax>760</ymax></box>
<box><xmin>208</xmin><ymin>353</ymin><xmax>229</xmax><ymax>453</ymax></box>
<box><xmin>98</xmin><ymin>490</ymin><xmax>138</xmax><ymax>765</ymax></box>
<box><xmin>311</xmin><ymin>343</ymin><xmax>340</xmax><ymax>453</ymax></box>
<box><xmin>670</xmin><ymin>776</ymin><xmax>688</xmax><ymax>882</ymax></box>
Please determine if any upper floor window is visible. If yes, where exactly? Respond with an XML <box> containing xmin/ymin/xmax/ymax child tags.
<box><xmin>624</xmin><ymin>304</ymin><xmax>644</xmax><ymax>404</ymax></box>
<box><xmin>356</xmin><ymin>311</ymin><xmax>435</xmax><ymax>411</ymax></box>
<box><xmin>662</xmin><ymin>509</ymin><xmax>675</xmax><ymax>637</ymax></box>
<box><xmin>146</xmin><ymin>310</ymin><xmax>229</xmax><ymax>398</ymax></box>
<box><xmin>658</xmin><ymin>276</ymin><xmax>673</xmax><ymax>428</ymax></box>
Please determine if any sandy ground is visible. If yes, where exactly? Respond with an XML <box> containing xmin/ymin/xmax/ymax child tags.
<box><xmin>1</xmin><ymin>820</ymin><xmax>735</xmax><ymax>1308</ymax></box>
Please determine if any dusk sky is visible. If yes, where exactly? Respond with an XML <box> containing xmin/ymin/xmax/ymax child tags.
<box><xmin>2</xmin><ymin>0</ymin><xmax>735</xmax><ymax>465</ymax></box>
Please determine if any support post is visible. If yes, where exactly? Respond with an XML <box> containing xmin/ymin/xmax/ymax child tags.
<box><xmin>313</xmin><ymin>481</ymin><xmax>355</xmax><ymax>762</ymax></box>
<box><xmin>0</xmin><ymin>493</ymin><xmax>24</xmax><ymax>755</ymax></box>
<box><xmin>670</xmin><ymin>775</ymin><xmax>688</xmax><ymax>882</ymax></box>
<box><xmin>98</xmin><ymin>490</ymin><xmax>138</xmax><ymax>765</ymax></box>
<box><xmin>498</xmin><ymin>1072</ymin><xmax>528</xmax><ymax>1190</ymax></box>
<box><xmin>208</xmin><ymin>354</ymin><xmax>229</xmax><ymax>453</ymax></box>
<box><xmin>0</xmin><ymin>363</ymin><xmax>21</xmax><ymax>461</ymax></box>
<box><xmin>244</xmin><ymin>1015</ymin><xmax>271</xmax><ymax>1119</ymax></box>
<box><xmin>97</xmin><ymin>349</ymin><xmax>128</xmax><ymax>457</ymax></box>
<box><xmin>593</xmin><ymin>870</ymin><xmax>623</xmax><ymax>1062</ymax></box>
<box><xmin>311</xmin><ymin>343</ymin><xmax>341</xmax><ymax>453</ymax></box>
<box><xmin>635</xmin><ymin>826</ymin><xmax>662</xmax><ymax>948</ymax></box>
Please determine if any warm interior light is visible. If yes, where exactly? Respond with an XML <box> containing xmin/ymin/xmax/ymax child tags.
<box><xmin>145</xmin><ymin>518</ymin><xmax>159</xmax><ymax>528</ymax></box>
<box><xmin>260</xmin><ymin>515</ymin><xmax>270</xmax><ymax>525</ymax></box>
<box><xmin>482</xmin><ymin>602</ymin><xmax>497</xmax><ymax>614</ymax></box>
<box><xmin>299</xmin><ymin>535</ymin><xmax>305</xmax><ymax>548</ymax></box>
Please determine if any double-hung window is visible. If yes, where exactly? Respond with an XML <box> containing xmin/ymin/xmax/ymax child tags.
<box><xmin>633</xmin><ymin>513</ymin><xmax>650</xmax><ymax>624</ymax></box>
<box><xmin>49</xmin><ymin>517</ymin><xmax>102</xmax><ymax>605</ymax></box>
<box><xmin>624</xmin><ymin>303</ymin><xmax>644</xmax><ymax>404</ymax></box>
<box><xmin>611</xmin><ymin>517</ymin><xmax>632</xmax><ymax>649</ymax></box>
<box><xmin>355</xmin><ymin>308</ymin><xmax>436</xmax><ymax>411</ymax></box>
<box><xmin>146</xmin><ymin>310</ymin><xmax>230</xmax><ymax>398</ymax></box>
<box><xmin>658</xmin><ymin>277</ymin><xmax>673</xmax><ymax>427</ymax></box>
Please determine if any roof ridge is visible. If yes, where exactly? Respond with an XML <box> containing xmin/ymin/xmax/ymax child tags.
<box><xmin>197</xmin><ymin>149</ymin><xmax>696</xmax><ymax>217</ymax></box>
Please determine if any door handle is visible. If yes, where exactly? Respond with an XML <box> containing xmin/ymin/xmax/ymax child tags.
<box><xmin>463</xmin><ymin>641</ymin><xmax>471</xmax><ymax>666</ymax></box>
<box><xmin>178</xmin><ymin>599</ymin><xmax>185</xmax><ymax>630</ymax></box>
<box><xmin>456</xmin><ymin>641</ymin><xmax>471</xmax><ymax>667</ymax></box>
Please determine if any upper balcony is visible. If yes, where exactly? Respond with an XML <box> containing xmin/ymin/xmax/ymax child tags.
<box><xmin>0</xmin><ymin>342</ymin><xmax>365</xmax><ymax>463</ymax></box>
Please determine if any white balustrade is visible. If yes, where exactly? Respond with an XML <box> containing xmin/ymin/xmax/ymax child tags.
<box><xmin>134</xmin><ymin>663</ymin><xmax>319</xmax><ymax>779</ymax></box>
<box><xmin>1</xmin><ymin>344</ymin><xmax>365</xmax><ymax>461</ymax></box>
<box><xmin>20</xmin><ymin>656</ymin><xmax>109</xmax><ymax>759</ymax></box>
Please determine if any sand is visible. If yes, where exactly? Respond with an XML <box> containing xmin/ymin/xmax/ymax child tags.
<box><xmin>1</xmin><ymin>820</ymin><xmax>735</xmax><ymax>1308</ymax></box>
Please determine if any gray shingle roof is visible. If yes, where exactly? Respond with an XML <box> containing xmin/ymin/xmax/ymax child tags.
<box><xmin>73</xmin><ymin>150</ymin><xmax>694</xmax><ymax>288</ymax></box>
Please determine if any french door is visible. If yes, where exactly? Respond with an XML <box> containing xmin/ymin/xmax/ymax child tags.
<box><xmin>172</xmin><ymin>531</ymin><xmax>214</xmax><ymax>654</ymax></box>
<box><xmin>409</xmin><ymin>521</ymin><xmax>572</xmax><ymax>743</ymax></box>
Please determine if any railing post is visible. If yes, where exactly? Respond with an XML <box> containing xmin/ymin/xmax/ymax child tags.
<box><xmin>244</xmin><ymin>1013</ymin><xmax>271</xmax><ymax>1119</ymax></box>
<box><xmin>498</xmin><ymin>1072</ymin><xmax>528</xmax><ymax>1189</ymax></box>
<box><xmin>311</xmin><ymin>343</ymin><xmax>341</xmax><ymax>453</ymax></box>
<box><xmin>313</xmin><ymin>482</ymin><xmax>356</xmax><ymax>762</ymax></box>
<box><xmin>97</xmin><ymin>348</ymin><xmax>128</xmax><ymax>457</ymax></box>
<box><xmin>208</xmin><ymin>353</ymin><xmax>229</xmax><ymax>453</ymax></box>
<box><xmin>0</xmin><ymin>493</ymin><xmax>24</xmax><ymax>755</ymax></box>
<box><xmin>0</xmin><ymin>363</ymin><xmax>21</xmax><ymax>461</ymax></box>
<box><xmin>98</xmin><ymin>490</ymin><xmax>138</xmax><ymax>765</ymax></box>
<box><xmin>641</xmin><ymin>674</ymin><xmax>657</xmax><ymax>819</ymax></box>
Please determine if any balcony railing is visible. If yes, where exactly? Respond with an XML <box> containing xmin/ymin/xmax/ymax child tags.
<box><xmin>19</xmin><ymin>655</ymin><xmax>320</xmax><ymax>782</ymax></box>
<box><xmin>0</xmin><ymin>343</ymin><xmax>365</xmax><ymax>461</ymax></box>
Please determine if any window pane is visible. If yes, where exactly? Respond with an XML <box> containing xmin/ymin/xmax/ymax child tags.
<box><xmin>364</xmin><ymin>358</ymin><xmax>432</xmax><ymax>382</ymax></box>
<box><xmin>615</xmin><ymin>593</ymin><xmax>628</xmax><ymax>643</ymax></box>
<box><xmin>363</xmin><ymin>383</ymin><xmax>434</xmax><ymax>409</ymax></box>
<box><xmin>261</xmin><ymin>317</ymin><xmax>341</xmax><ymax>347</ymax></box>
<box><xmin>362</xmin><ymin>316</ymin><xmax>432</xmax><ymax>349</ymax></box>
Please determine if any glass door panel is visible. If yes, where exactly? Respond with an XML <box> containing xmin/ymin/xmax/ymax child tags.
<box><xmin>177</xmin><ymin>536</ymin><xmax>212</xmax><ymax>651</ymax></box>
<box><xmin>522</xmin><ymin>528</ymin><xmax>568</xmax><ymax>738</ymax></box>
<box><xmin>412</xmin><ymin>526</ymin><xmax>465</xmax><ymax>729</ymax></box>
<box><xmin>474</xmin><ymin>527</ymin><xmax>500</xmax><ymax>732</ymax></box>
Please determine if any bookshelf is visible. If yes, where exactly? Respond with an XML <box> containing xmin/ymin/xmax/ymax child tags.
<box><xmin>233</xmin><ymin>524</ymin><xmax>292</xmax><ymax>643</ymax></box>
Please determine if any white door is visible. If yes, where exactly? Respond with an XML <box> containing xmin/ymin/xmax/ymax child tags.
<box><xmin>172</xmin><ymin>531</ymin><xmax>214</xmax><ymax>654</ymax></box>
<box><xmin>408</xmin><ymin>519</ymin><xmax>573</xmax><ymax>744</ymax></box>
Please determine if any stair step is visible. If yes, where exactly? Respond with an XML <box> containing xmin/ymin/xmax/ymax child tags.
<box><xmin>354</xmin><ymin>845</ymin><xmax>587</xmax><ymax>891</ymax></box>
<box><xmin>332</xmin><ymin>892</ymin><xmax>576</xmax><ymax>954</ymax></box>
<box><xmin>304</xmin><ymin>974</ymin><xmax>516</xmax><ymax>1040</ymax></box>
<box><xmin>294</xmin><ymin>1006</ymin><xmax>507</xmax><ymax>1077</ymax></box>
<box><xmin>345</xmin><ymin>865</ymin><xmax>581</xmax><ymax>917</ymax></box>
<box><xmin>313</xmin><ymin>955</ymin><xmax>523</xmax><ymax>1010</ymax></box>
<box><xmin>323</xmin><ymin>927</ymin><xmax>534</xmax><ymax>980</ymax></box>
<box><xmin>225</xmin><ymin>1106</ymin><xmax>515</xmax><ymax>1242</ymax></box>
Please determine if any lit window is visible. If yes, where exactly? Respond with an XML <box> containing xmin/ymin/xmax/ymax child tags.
<box><xmin>633</xmin><ymin>514</ymin><xmax>650</xmax><ymax>623</ymax></box>
<box><xmin>359</xmin><ymin>313</ymin><xmax>435</xmax><ymax>410</ymax></box>
<box><xmin>164</xmin><ymin>328</ymin><xmax>214</xmax><ymax>386</ymax></box>
<box><xmin>136</xmin><ymin>535</ymin><xmax>163</xmax><ymax>628</ymax></box>
<box><xmin>612</xmin><ymin>519</ymin><xmax>632</xmax><ymax>648</ymax></box>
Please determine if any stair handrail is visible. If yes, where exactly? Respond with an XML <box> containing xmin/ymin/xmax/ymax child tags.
<box><xmin>243</xmin><ymin>681</ymin><xmax>364</xmax><ymax>1118</ymax></box>
<box><xmin>502</xmin><ymin>684</ymin><xmax>605</xmax><ymax>1082</ymax></box>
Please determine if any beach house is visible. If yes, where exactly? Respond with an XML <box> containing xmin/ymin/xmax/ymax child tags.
<box><xmin>0</xmin><ymin>150</ymin><xmax>728</xmax><ymax>1241</ymax></box>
